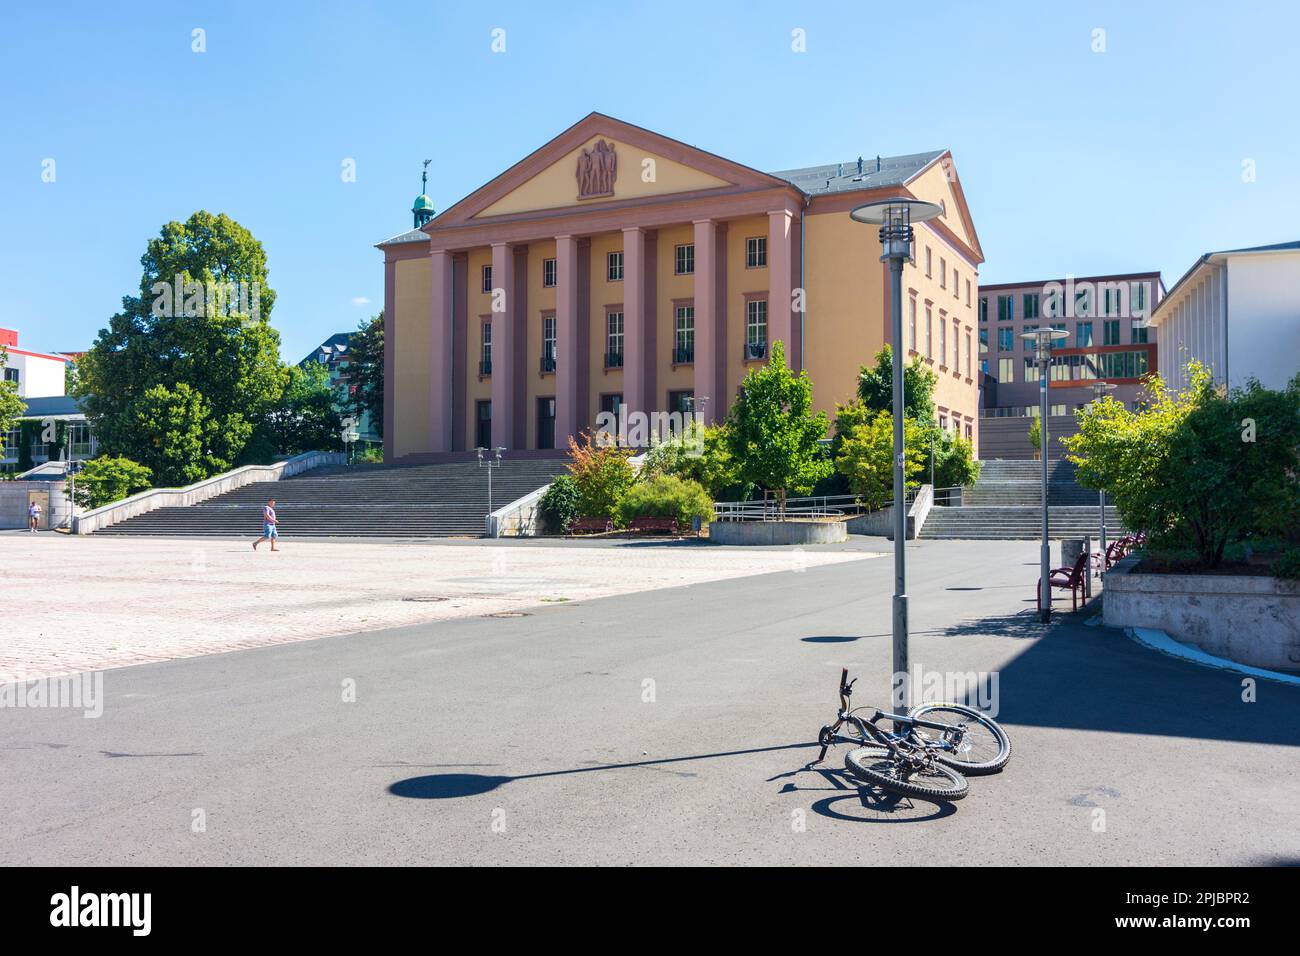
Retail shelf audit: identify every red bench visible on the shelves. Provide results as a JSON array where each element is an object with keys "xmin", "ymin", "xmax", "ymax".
[
  {"xmin": 1037, "ymin": 549, "xmax": 1091, "ymax": 613},
  {"xmin": 629, "ymin": 516, "xmax": 679, "ymax": 535},
  {"xmin": 569, "ymin": 517, "xmax": 613, "ymax": 534}
]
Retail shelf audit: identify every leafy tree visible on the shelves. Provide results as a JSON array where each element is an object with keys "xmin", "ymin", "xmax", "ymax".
[
  {"xmin": 539, "ymin": 473, "xmax": 581, "ymax": 533},
  {"xmin": 76, "ymin": 211, "xmax": 288, "ymax": 480},
  {"xmin": 132, "ymin": 383, "xmax": 221, "ymax": 486},
  {"xmin": 641, "ymin": 421, "xmax": 742, "ymax": 500},
  {"xmin": 857, "ymin": 345, "xmax": 938, "ymax": 423},
  {"xmin": 615, "ymin": 475, "xmax": 714, "ymax": 528},
  {"xmin": 67, "ymin": 456, "xmax": 152, "ymax": 509},
  {"xmin": 0, "ymin": 347, "xmax": 26, "ymax": 458},
  {"xmin": 725, "ymin": 340, "xmax": 831, "ymax": 510},
  {"xmin": 565, "ymin": 432, "xmax": 636, "ymax": 520},
  {"xmin": 254, "ymin": 362, "xmax": 343, "ymax": 458},
  {"xmin": 1027, "ymin": 415, "xmax": 1041, "ymax": 454},
  {"xmin": 349, "ymin": 313, "xmax": 384, "ymax": 440},
  {"xmin": 835, "ymin": 411, "xmax": 927, "ymax": 508},
  {"xmin": 1064, "ymin": 363, "xmax": 1300, "ymax": 568},
  {"xmin": 931, "ymin": 429, "xmax": 982, "ymax": 489}
]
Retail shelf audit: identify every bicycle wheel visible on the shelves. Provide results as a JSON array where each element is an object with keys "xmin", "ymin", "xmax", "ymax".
[
  {"xmin": 909, "ymin": 704, "xmax": 1011, "ymax": 776},
  {"xmin": 844, "ymin": 747, "xmax": 968, "ymax": 802}
]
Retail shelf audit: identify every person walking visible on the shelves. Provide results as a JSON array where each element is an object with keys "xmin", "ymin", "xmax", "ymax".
[
  {"xmin": 28, "ymin": 500, "xmax": 41, "ymax": 532},
  {"xmin": 253, "ymin": 498, "xmax": 279, "ymax": 551}
]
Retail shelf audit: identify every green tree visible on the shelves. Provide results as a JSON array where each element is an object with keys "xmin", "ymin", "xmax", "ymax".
[
  {"xmin": 132, "ymin": 383, "xmax": 221, "ymax": 486},
  {"xmin": 725, "ymin": 340, "xmax": 831, "ymax": 510},
  {"xmin": 856, "ymin": 345, "xmax": 938, "ymax": 423},
  {"xmin": 67, "ymin": 456, "xmax": 152, "ymax": 509},
  {"xmin": 0, "ymin": 347, "xmax": 26, "ymax": 458},
  {"xmin": 76, "ymin": 211, "xmax": 288, "ymax": 480},
  {"xmin": 641, "ymin": 421, "xmax": 742, "ymax": 500},
  {"xmin": 255, "ymin": 362, "xmax": 343, "ymax": 458},
  {"xmin": 349, "ymin": 313, "xmax": 384, "ymax": 440},
  {"xmin": 538, "ymin": 473, "xmax": 581, "ymax": 533},
  {"xmin": 1027, "ymin": 415, "xmax": 1041, "ymax": 454},
  {"xmin": 835, "ymin": 411, "xmax": 927, "ymax": 508},
  {"xmin": 565, "ymin": 432, "xmax": 636, "ymax": 520},
  {"xmin": 1064, "ymin": 363, "xmax": 1300, "ymax": 568},
  {"xmin": 931, "ymin": 429, "xmax": 982, "ymax": 489}
]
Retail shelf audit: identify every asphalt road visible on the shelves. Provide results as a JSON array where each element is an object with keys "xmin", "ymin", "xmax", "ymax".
[{"xmin": 2, "ymin": 536, "xmax": 1297, "ymax": 866}]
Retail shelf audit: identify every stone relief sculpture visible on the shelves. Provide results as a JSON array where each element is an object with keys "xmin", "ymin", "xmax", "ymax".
[{"xmin": 577, "ymin": 139, "xmax": 617, "ymax": 199}]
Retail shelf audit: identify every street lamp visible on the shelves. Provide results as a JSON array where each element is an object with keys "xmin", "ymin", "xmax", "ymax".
[
  {"xmin": 850, "ymin": 197, "xmax": 945, "ymax": 713},
  {"xmin": 1089, "ymin": 380, "xmax": 1118, "ymax": 556},
  {"xmin": 1021, "ymin": 327, "xmax": 1070, "ymax": 623},
  {"xmin": 476, "ymin": 446, "xmax": 505, "ymax": 516}
]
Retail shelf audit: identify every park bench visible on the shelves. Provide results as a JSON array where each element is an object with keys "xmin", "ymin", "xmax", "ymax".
[
  {"xmin": 629, "ymin": 516, "xmax": 678, "ymax": 535},
  {"xmin": 569, "ymin": 517, "xmax": 613, "ymax": 534},
  {"xmin": 1037, "ymin": 549, "xmax": 1091, "ymax": 613}
]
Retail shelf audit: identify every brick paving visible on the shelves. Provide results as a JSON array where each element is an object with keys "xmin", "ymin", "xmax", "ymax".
[{"xmin": 0, "ymin": 533, "xmax": 876, "ymax": 683}]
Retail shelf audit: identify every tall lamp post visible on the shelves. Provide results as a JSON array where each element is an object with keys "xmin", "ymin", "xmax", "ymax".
[
  {"xmin": 850, "ymin": 197, "xmax": 945, "ymax": 712},
  {"xmin": 1022, "ymin": 327, "xmax": 1069, "ymax": 623},
  {"xmin": 476, "ymin": 446, "xmax": 505, "ymax": 516},
  {"xmin": 1089, "ymin": 380, "xmax": 1117, "ymax": 556}
]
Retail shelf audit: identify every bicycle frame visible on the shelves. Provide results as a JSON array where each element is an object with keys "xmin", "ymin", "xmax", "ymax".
[{"xmin": 815, "ymin": 668, "xmax": 968, "ymax": 766}]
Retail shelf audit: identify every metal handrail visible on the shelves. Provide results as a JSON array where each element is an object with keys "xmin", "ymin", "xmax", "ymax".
[{"xmin": 712, "ymin": 489, "xmax": 920, "ymax": 522}]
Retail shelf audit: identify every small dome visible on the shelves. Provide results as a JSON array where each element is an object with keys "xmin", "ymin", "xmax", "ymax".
[{"xmin": 412, "ymin": 194, "xmax": 435, "ymax": 213}]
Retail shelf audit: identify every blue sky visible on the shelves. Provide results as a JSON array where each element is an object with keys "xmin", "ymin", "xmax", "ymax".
[{"xmin": 3, "ymin": 1, "xmax": 1297, "ymax": 363}]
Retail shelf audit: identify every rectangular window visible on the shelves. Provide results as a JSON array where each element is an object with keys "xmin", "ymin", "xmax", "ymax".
[
  {"xmin": 475, "ymin": 400, "xmax": 492, "ymax": 449},
  {"xmin": 600, "ymin": 393, "xmax": 623, "ymax": 416},
  {"xmin": 1131, "ymin": 324, "xmax": 1148, "ymax": 344},
  {"xmin": 939, "ymin": 316, "xmax": 948, "ymax": 366},
  {"xmin": 668, "ymin": 390, "xmax": 694, "ymax": 415},
  {"xmin": 925, "ymin": 305, "xmax": 933, "ymax": 358},
  {"xmin": 979, "ymin": 297, "xmax": 988, "ymax": 323},
  {"xmin": 966, "ymin": 278, "xmax": 972, "ymax": 306},
  {"xmin": 674, "ymin": 305, "xmax": 695, "ymax": 363},
  {"xmin": 1047, "ymin": 290, "xmax": 1068, "ymax": 319},
  {"xmin": 542, "ymin": 258, "xmax": 556, "ymax": 288},
  {"xmin": 940, "ymin": 258, "xmax": 947, "ymax": 289},
  {"xmin": 997, "ymin": 294, "xmax": 1013, "ymax": 322},
  {"xmin": 480, "ymin": 321, "xmax": 492, "ymax": 375},
  {"xmin": 2, "ymin": 368, "xmax": 18, "ymax": 384},
  {"xmin": 745, "ymin": 299, "xmax": 768, "ymax": 357},
  {"xmin": 674, "ymin": 243, "xmax": 695, "ymax": 275},
  {"xmin": 481, "ymin": 265, "xmax": 493, "ymax": 294},
  {"xmin": 924, "ymin": 247, "xmax": 932, "ymax": 278},
  {"xmin": 979, "ymin": 327, "xmax": 988, "ymax": 353},
  {"xmin": 1075, "ymin": 321, "xmax": 1093, "ymax": 347},
  {"xmin": 1023, "ymin": 357, "xmax": 1037, "ymax": 383},
  {"xmin": 745, "ymin": 237, "xmax": 767, "ymax": 268},
  {"xmin": 908, "ymin": 298, "xmax": 917, "ymax": 351},
  {"xmin": 953, "ymin": 267, "xmax": 960, "ymax": 298},
  {"xmin": 607, "ymin": 251, "xmax": 624, "ymax": 282},
  {"xmin": 1023, "ymin": 293, "xmax": 1040, "ymax": 320},
  {"xmin": 998, "ymin": 357, "xmax": 1014, "ymax": 382},
  {"xmin": 997, "ymin": 326, "xmax": 1014, "ymax": 352},
  {"xmin": 606, "ymin": 311, "xmax": 624, "ymax": 367},
  {"xmin": 1075, "ymin": 288, "xmax": 1091, "ymax": 317},
  {"xmin": 541, "ymin": 315, "xmax": 556, "ymax": 372},
  {"xmin": 1132, "ymin": 282, "xmax": 1147, "ymax": 313},
  {"xmin": 964, "ymin": 329, "xmax": 971, "ymax": 376},
  {"xmin": 1104, "ymin": 319, "xmax": 1121, "ymax": 346}
]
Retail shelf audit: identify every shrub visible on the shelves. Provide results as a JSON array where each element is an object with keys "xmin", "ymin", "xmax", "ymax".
[
  {"xmin": 538, "ymin": 473, "xmax": 580, "ymax": 533},
  {"xmin": 1274, "ymin": 549, "xmax": 1300, "ymax": 581},
  {"xmin": 68, "ymin": 456, "xmax": 153, "ymax": 509},
  {"xmin": 565, "ymin": 432, "xmax": 635, "ymax": 519},
  {"xmin": 615, "ymin": 475, "xmax": 713, "ymax": 529},
  {"xmin": 642, "ymin": 421, "xmax": 741, "ymax": 500}
]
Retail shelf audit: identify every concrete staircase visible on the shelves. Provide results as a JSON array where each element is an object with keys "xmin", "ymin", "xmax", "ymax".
[
  {"xmin": 919, "ymin": 458, "xmax": 1123, "ymax": 540},
  {"xmin": 95, "ymin": 459, "xmax": 567, "ymax": 538}
]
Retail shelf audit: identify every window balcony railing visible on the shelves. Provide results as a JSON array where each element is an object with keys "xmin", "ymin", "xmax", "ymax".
[
  {"xmin": 605, "ymin": 351, "xmax": 624, "ymax": 369},
  {"xmin": 479, "ymin": 359, "xmax": 492, "ymax": 376},
  {"xmin": 539, "ymin": 355, "xmax": 556, "ymax": 374},
  {"xmin": 744, "ymin": 341, "xmax": 767, "ymax": 361},
  {"xmin": 672, "ymin": 346, "xmax": 694, "ymax": 364}
]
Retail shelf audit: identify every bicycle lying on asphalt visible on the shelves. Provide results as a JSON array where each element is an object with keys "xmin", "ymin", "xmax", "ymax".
[{"xmin": 813, "ymin": 668, "xmax": 1011, "ymax": 801}]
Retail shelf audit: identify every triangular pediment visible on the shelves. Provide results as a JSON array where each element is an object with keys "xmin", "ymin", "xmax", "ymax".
[
  {"xmin": 904, "ymin": 151, "xmax": 984, "ymax": 263},
  {"xmin": 430, "ymin": 113, "xmax": 790, "ymax": 226}
]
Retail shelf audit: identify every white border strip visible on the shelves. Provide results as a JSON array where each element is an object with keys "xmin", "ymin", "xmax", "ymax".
[{"xmin": 1128, "ymin": 627, "xmax": 1300, "ymax": 687}]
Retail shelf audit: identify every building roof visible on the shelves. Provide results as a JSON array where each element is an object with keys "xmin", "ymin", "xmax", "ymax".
[
  {"xmin": 18, "ymin": 394, "xmax": 83, "ymax": 419},
  {"xmin": 376, "ymin": 227, "xmax": 430, "ymax": 248},
  {"xmin": 768, "ymin": 151, "xmax": 948, "ymax": 195},
  {"xmin": 298, "ymin": 332, "xmax": 354, "ymax": 367},
  {"xmin": 1152, "ymin": 239, "xmax": 1300, "ymax": 322},
  {"xmin": 980, "ymin": 271, "xmax": 1165, "ymax": 293}
]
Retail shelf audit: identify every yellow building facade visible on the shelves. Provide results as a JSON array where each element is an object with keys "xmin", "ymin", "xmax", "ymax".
[{"xmin": 378, "ymin": 113, "xmax": 984, "ymax": 461}]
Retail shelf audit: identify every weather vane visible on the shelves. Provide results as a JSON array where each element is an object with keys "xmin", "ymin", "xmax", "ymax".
[{"xmin": 421, "ymin": 158, "xmax": 431, "ymax": 192}]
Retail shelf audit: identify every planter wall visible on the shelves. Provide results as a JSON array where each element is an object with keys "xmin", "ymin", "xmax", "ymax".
[
  {"xmin": 1103, "ymin": 557, "xmax": 1300, "ymax": 672},
  {"xmin": 709, "ymin": 519, "xmax": 847, "ymax": 546}
]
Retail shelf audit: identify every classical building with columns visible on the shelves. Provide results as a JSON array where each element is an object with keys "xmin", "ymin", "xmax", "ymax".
[{"xmin": 377, "ymin": 113, "xmax": 984, "ymax": 461}]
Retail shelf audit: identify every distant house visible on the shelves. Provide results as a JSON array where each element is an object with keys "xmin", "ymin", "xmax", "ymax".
[
  {"xmin": 1, "ymin": 329, "xmax": 96, "ymax": 475},
  {"xmin": 1148, "ymin": 240, "xmax": 1300, "ymax": 392},
  {"xmin": 299, "ymin": 333, "xmax": 379, "ymax": 442},
  {"xmin": 0, "ymin": 327, "xmax": 68, "ymax": 398}
]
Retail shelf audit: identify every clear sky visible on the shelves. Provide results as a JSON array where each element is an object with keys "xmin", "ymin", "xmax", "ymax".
[{"xmin": 3, "ymin": 0, "xmax": 1297, "ymax": 363}]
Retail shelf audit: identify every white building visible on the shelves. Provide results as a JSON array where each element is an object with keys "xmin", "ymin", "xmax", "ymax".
[
  {"xmin": 1148, "ymin": 240, "xmax": 1300, "ymax": 392},
  {"xmin": 0, "ymin": 327, "xmax": 68, "ymax": 398}
]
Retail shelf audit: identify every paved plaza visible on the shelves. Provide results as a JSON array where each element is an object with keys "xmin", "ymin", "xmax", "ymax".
[{"xmin": 2, "ymin": 534, "xmax": 1296, "ymax": 866}]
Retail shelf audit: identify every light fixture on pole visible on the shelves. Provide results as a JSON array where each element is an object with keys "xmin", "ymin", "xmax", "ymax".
[
  {"xmin": 850, "ymin": 197, "xmax": 944, "ymax": 713},
  {"xmin": 476, "ymin": 446, "xmax": 506, "ymax": 518},
  {"xmin": 1021, "ymin": 326, "xmax": 1069, "ymax": 623},
  {"xmin": 1089, "ymin": 380, "xmax": 1118, "ymax": 557}
]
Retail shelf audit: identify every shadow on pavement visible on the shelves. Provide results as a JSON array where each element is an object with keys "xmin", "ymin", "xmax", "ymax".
[{"xmin": 770, "ymin": 764, "xmax": 959, "ymax": 822}]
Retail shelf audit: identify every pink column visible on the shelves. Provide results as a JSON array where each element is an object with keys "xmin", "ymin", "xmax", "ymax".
[
  {"xmin": 489, "ymin": 242, "xmax": 515, "ymax": 449},
  {"xmin": 622, "ymin": 226, "xmax": 647, "ymax": 422},
  {"xmin": 768, "ymin": 209, "xmax": 795, "ymax": 368},
  {"xmin": 429, "ymin": 249, "xmax": 454, "ymax": 453},
  {"xmin": 554, "ymin": 234, "xmax": 580, "ymax": 444},
  {"xmin": 692, "ymin": 219, "xmax": 719, "ymax": 424}
]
